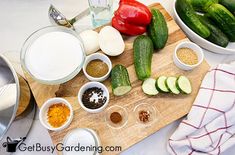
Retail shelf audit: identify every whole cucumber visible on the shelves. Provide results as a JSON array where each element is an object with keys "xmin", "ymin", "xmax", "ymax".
[
  {"xmin": 207, "ymin": 4, "xmax": 235, "ymax": 42},
  {"xmin": 147, "ymin": 9, "xmax": 168, "ymax": 50},
  {"xmin": 133, "ymin": 35, "xmax": 153, "ymax": 81},
  {"xmin": 197, "ymin": 15, "xmax": 229, "ymax": 47},
  {"xmin": 190, "ymin": 0, "xmax": 218, "ymax": 12},
  {"xmin": 176, "ymin": 0, "xmax": 211, "ymax": 38},
  {"xmin": 219, "ymin": 0, "xmax": 235, "ymax": 15}
]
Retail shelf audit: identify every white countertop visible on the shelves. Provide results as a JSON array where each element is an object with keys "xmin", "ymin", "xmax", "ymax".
[{"xmin": 0, "ymin": 0, "xmax": 234, "ymax": 155}]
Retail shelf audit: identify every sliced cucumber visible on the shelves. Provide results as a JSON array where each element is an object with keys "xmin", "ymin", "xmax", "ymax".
[
  {"xmin": 111, "ymin": 65, "xmax": 132, "ymax": 96},
  {"xmin": 166, "ymin": 77, "xmax": 180, "ymax": 95},
  {"xmin": 176, "ymin": 76, "xmax": 192, "ymax": 94},
  {"xmin": 142, "ymin": 78, "xmax": 159, "ymax": 95},
  {"xmin": 156, "ymin": 76, "xmax": 170, "ymax": 93}
]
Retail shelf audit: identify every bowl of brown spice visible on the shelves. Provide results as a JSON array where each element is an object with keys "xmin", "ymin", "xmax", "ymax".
[
  {"xmin": 83, "ymin": 52, "xmax": 112, "ymax": 82},
  {"xmin": 78, "ymin": 81, "xmax": 109, "ymax": 113},
  {"xmin": 105, "ymin": 105, "xmax": 128, "ymax": 129},
  {"xmin": 39, "ymin": 98, "xmax": 73, "ymax": 131},
  {"xmin": 173, "ymin": 41, "xmax": 204, "ymax": 71}
]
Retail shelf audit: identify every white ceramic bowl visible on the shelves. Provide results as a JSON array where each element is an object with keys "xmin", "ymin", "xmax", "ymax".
[
  {"xmin": 39, "ymin": 97, "xmax": 73, "ymax": 131},
  {"xmin": 173, "ymin": 0, "xmax": 235, "ymax": 55},
  {"xmin": 63, "ymin": 128, "xmax": 101, "ymax": 155},
  {"xmin": 173, "ymin": 41, "xmax": 204, "ymax": 70},
  {"xmin": 78, "ymin": 81, "xmax": 109, "ymax": 113},
  {"xmin": 83, "ymin": 53, "xmax": 112, "ymax": 82}
]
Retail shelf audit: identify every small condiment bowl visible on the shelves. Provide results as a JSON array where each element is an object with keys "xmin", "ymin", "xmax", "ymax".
[
  {"xmin": 83, "ymin": 52, "xmax": 112, "ymax": 82},
  {"xmin": 78, "ymin": 81, "xmax": 109, "ymax": 113},
  {"xmin": 39, "ymin": 97, "xmax": 73, "ymax": 131},
  {"xmin": 134, "ymin": 103, "xmax": 157, "ymax": 126},
  {"xmin": 105, "ymin": 105, "xmax": 128, "ymax": 129},
  {"xmin": 173, "ymin": 41, "xmax": 204, "ymax": 70}
]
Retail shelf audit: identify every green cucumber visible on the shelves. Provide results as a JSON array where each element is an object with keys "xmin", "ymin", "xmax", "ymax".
[
  {"xmin": 207, "ymin": 4, "xmax": 235, "ymax": 42},
  {"xmin": 133, "ymin": 35, "xmax": 154, "ymax": 81},
  {"xmin": 166, "ymin": 77, "xmax": 180, "ymax": 95},
  {"xmin": 142, "ymin": 78, "xmax": 159, "ymax": 95},
  {"xmin": 111, "ymin": 65, "xmax": 132, "ymax": 96},
  {"xmin": 176, "ymin": 0, "xmax": 211, "ymax": 38},
  {"xmin": 147, "ymin": 9, "xmax": 168, "ymax": 50},
  {"xmin": 176, "ymin": 76, "xmax": 192, "ymax": 94},
  {"xmin": 190, "ymin": 0, "xmax": 218, "ymax": 12},
  {"xmin": 197, "ymin": 15, "xmax": 229, "ymax": 47},
  {"xmin": 219, "ymin": 0, "xmax": 235, "ymax": 15},
  {"xmin": 156, "ymin": 76, "xmax": 170, "ymax": 93}
]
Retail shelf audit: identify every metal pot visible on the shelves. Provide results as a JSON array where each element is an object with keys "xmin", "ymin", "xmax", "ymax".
[{"xmin": 0, "ymin": 54, "xmax": 36, "ymax": 154}]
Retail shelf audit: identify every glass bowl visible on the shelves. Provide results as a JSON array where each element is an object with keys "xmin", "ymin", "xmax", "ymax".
[
  {"xmin": 105, "ymin": 105, "xmax": 128, "ymax": 129},
  {"xmin": 20, "ymin": 26, "xmax": 86, "ymax": 85},
  {"xmin": 134, "ymin": 103, "xmax": 157, "ymax": 126}
]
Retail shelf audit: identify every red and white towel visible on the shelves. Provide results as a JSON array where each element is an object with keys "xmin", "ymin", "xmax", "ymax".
[{"xmin": 168, "ymin": 64, "xmax": 235, "ymax": 155}]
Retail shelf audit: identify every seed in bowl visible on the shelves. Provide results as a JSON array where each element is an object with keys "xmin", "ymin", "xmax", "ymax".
[
  {"xmin": 86, "ymin": 59, "xmax": 109, "ymax": 78},
  {"xmin": 47, "ymin": 103, "xmax": 70, "ymax": 128},
  {"xmin": 177, "ymin": 48, "xmax": 198, "ymax": 65},
  {"xmin": 82, "ymin": 87, "xmax": 107, "ymax": 109}
]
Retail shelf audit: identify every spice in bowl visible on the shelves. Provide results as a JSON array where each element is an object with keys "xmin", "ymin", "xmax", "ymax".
[
  {"xmin": 139, "ymin": 110, "xmax": 150, "ymax": 123},
  {"xmin": 105, "ymin": 105, "xmax": 128, "ymax": 129},
  {"xmin": 82, "ymin": 87, "xmax": 107, "ymax": 109},
  {"xmin": 110, "ymin": 112, "xmax": 123, "ymax": 124},
  {"xmin": 47, "ymin": 103, "xmax": 70, "ymax": 128},
  {"xmin": 86, "ymin": 59, "xmax": 109, "ymax": 78},
  {"xmin": 134, "ymin": 103, "xmax": 157, "ymax": 125},
  {"xmin": 177, "ymin": 48, "xmax": 198, "ymax": 65}
]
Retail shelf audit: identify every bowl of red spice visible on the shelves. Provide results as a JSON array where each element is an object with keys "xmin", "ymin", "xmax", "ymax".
[
  {"xmin": 78, "ymin": 81, "xmax": 109, "ymax": 113},
  {"xmin": 134, "ymin": 103, "xmax": 158, "ymax": 126},
  {"xmin": 39, "ymin": 97, "xmax": 73, "ymax": 131},
  {"xmin": 83, "ymin": 52, "xmax": 112, "ymax": 82}
]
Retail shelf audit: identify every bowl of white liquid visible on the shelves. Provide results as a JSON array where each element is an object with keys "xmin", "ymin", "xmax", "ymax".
[{"xmin": 21, "ymin": 26, "xmax": 86, "ymax": 85}]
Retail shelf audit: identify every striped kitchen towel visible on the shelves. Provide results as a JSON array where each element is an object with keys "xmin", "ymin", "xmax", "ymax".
[{"xmin": 167, "ymin": 64, "xmax": 235, "ymax": 155}]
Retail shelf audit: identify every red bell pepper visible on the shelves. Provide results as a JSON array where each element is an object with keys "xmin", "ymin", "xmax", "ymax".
[
  {"xmin": 115, "ymin": 0, "xmax": 152, "ymax": 26},
  {"xmin": 112, "ymin": 16, "xmax": 146, "ymax": 36},
  {"xmin": 111, "ymin": 0, "xmax": 152, "ymax": 36}
]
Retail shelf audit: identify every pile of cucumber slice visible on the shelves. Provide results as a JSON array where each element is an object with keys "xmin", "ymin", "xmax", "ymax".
[{"xmin": 142, "ymin": 76, "xmax": 192, "ymax": 95}]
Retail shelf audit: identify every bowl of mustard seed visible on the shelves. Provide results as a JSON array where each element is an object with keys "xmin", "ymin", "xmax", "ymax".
[{"xmin": 173, "ymin": 41, "xmax": 204, "ymax": 71}]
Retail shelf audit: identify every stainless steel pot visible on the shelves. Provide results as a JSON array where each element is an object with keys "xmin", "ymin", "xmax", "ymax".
[{"xmin": 0, "ymin": 54, "xmax": 36, "ymax": 154}]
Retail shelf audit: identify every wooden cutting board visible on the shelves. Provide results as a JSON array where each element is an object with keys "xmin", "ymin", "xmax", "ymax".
[{"xmin": 25, "ymin": 3, "xmax": 210, "ymax": 154}]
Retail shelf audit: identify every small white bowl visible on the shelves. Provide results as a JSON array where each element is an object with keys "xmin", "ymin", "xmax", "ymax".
[
  {"xmin": 39, "ymin": 97, "xmax": 73, "ymax": 131},
  {"xmin": 78, "ymin": 81, "xmax": 109, "ymax": 113},
  {"xmin": 173, "ymin": 41, "xmax": 204, "ymax": 70},
  {"xmin": 83, "ymin": 53, "xmax": 112, "ymax": 82}
]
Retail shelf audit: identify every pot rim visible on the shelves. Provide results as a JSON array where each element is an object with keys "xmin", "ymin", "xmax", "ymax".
[{"xmin": 0, "ymin": 54, "xmax": 20, "ymax": 141}]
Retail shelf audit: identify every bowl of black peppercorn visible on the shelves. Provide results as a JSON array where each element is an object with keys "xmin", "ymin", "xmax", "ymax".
[{"xmin": 78, "ymin": 81, "xmax": 109, "ymax": 113}]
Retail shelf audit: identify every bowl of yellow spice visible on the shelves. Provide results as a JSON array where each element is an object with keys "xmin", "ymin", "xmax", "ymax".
[
  {"xmin": 39, "ymin": 98, "xmax": 73, "ymax": 131},
  {"xmin": 173, "ymin": 41, "xmax": 204, "ymax": 71},
  {"xmin": 83, "ymin": 52, "xmax": 112, "ymax": 82}
]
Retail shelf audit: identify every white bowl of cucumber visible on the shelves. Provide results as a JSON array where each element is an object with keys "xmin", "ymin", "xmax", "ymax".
[{"xmin": 173, "ymin": 0, "xmax": 235, "ymax": 55}]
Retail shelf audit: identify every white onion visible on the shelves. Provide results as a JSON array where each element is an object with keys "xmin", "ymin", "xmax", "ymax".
[
  {"xmin": 79, "ymin": 30, "xmax": 100, "ymax": 55},
  {"xmin": 98, "ymin": 26, "xmax": 125, "ymax": 56}
]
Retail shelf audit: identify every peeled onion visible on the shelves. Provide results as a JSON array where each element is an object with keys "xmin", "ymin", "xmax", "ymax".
[
  {"xmin": 79, "ymin": 30, "xmax": 100, "ymax": 55},
  {"xmin": 98, "ymin": 26, "xmax": 125, "ymax": 56}
]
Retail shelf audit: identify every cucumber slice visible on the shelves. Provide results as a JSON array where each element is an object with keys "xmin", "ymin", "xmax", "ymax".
[
  {"xmin": 142, "ymin": 78, "xmax": 159, "ymax": 95},
  {"xmin": 111, "ymin": 65, "xmax": 132, "ymax": 96},
  {"xmin": 166, "ymin": 77, "xmax": 180, "ymax": 95},
  {"xmin": 156, "ymin": 76, "xmax": 170, "ymax": 93},
  {"xmin": 176, "ymin": 76, "xmax": 192, "ymax": 94}
]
